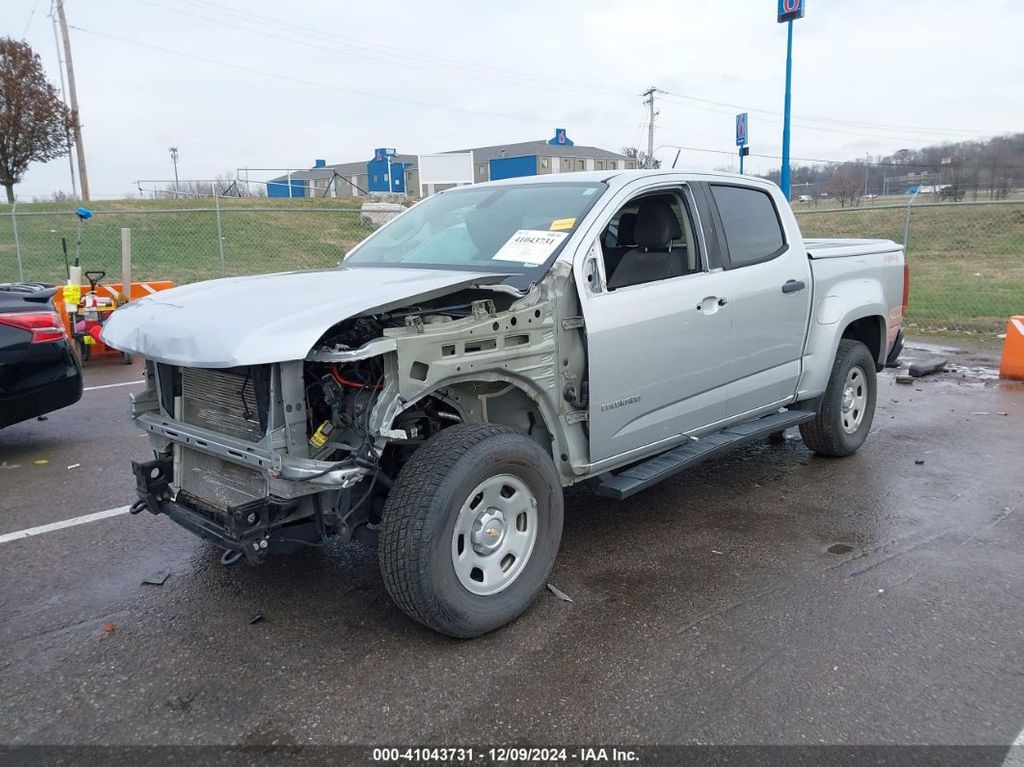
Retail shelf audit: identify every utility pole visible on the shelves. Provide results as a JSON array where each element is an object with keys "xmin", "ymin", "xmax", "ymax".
[
  {"xmin": 48, "ymin": 4, "xmax": 77, "ymax": 199},
  {"xmin": 55, "ymin": 0, "xmax": 89, "ymax": 202},
  {"xmin": 642, "ymin": 86, "xmax": 660, "ymax": 168},
  {"xmin": 169, "ymin": 147, "xmax": 180, "ymax": 194}
]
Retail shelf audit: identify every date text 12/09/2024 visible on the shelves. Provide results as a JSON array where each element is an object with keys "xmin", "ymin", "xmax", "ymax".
[{"xmin": 371, "ymin": 747, "xmax": 640, "ymax": 762}]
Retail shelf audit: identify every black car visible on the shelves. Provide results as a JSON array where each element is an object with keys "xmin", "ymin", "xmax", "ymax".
[{"xmin": 0, "ymin": 282, "xmax": 83, "ymax": 428}]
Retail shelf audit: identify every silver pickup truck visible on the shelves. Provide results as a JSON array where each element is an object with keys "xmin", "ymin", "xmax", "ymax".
[{"xmin": 103, "ymin": 170, "xmax": 907, "ymax": 637}]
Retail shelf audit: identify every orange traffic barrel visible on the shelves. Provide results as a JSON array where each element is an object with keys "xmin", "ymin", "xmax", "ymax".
[{"xmin": 999, "ymin": 316, "xmax": 1024, "ymax": 381}]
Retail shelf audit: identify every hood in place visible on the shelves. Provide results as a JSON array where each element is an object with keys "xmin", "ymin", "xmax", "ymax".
[{"xmin": 101, "ymin": 266, "xmax": 503, "ymax": 367}]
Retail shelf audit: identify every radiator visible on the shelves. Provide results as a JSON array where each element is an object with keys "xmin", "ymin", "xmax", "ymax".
[
  {"xmin": 178, "ymin": 448, "xmax": 266, "ymax": 511},
  {"xmin": 177, "ymin": 367, "xmax": 267, "ymax": 510},
  {"xmin": 180, "ymin": 367, "xmax": 264, "ymax": 441}
]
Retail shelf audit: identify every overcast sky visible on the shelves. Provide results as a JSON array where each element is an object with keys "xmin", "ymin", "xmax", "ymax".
[{"xmin": 4, "ymin": 0, "xmax": 1021, "ymax": 198}]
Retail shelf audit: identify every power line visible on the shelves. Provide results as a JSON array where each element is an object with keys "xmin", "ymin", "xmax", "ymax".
[
  {"xmin": 131, "ymin": 0, "xmax": 633, "ymax": 98},
  {"xmin": 658, "ymin": 94, "xmax": 997, "ymax": 144},
  {"xmin": 660, "ymin": 90, "xmax": 994, "ymax": 137},
  {"xmin": 69, "ymin": 24, "xmax": 641, "ymax": 130},
  {"xmin": 653, "ymin": 141, "xmax": 1024, "ymax": 170},
  {"xmin": 22, "ymin": 0, "xmax": 43, "ymax": 37}
]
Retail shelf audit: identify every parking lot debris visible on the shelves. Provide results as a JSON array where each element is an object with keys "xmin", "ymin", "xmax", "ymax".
[
  {"xmin": 908, "ymin": 357, "xmax": 948, "ymax": 377},
  {"xmin": 546, "ymin": 583, "xmax": 574, "ymax": 603},
  {"xmin": 102, "ymin": 623, "xmax": 116, "ymax": 633},
  {"xmin": 33, "ymin": 459, "xmax": 48, "ymax": 465},
  {"xmin": 142, "ymin": 570, "xmax": 170, "ymax": 586},
  {"xmin": 67, "ymin": 463, "xmax": 80, "ymax": 470},
  {"xmin": 896, "ymin": 375, "xmax": 915, "ymax": 384},
  {"xmin": 915, "ymin": 459, "xmax": 925, "ymax": 465},
  {"xmin": 248, "ymin": 611, "xmax": 265, "ymax": 625},
  {"xmin": 36, "ymin": 415, "xmax": 48, "ymax": 421}
]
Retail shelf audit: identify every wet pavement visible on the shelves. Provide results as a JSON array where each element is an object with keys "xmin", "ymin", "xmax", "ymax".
[{"xmin": 0, "ymin": 339, "xmax": 1022, "ymax": 747}]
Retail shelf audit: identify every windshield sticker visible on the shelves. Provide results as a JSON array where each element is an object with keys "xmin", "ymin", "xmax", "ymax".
[
  {"xmin": 492, "ymin": 230, "xmax": 568, "ymax": 265},
  {"xmin": 550, "ymin": 217, "xmax": 576, "ymax": 231}
]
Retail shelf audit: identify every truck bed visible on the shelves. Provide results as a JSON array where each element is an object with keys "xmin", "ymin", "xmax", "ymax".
[{"xmin": 805, "ymin": 238, "xmax": 903, "ymax": 259}]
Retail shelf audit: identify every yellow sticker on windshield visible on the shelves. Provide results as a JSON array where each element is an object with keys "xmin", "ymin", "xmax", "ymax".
[{"xmin": 550, "ymin": 217, "xmax": 576, "ymax": 231}]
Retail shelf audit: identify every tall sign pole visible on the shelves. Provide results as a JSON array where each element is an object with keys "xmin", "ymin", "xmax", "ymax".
[
  {"xmin": 778, "ymin": 0, "xmax": 805, "ymax": 200},
  {"xmin": 736, "ymin": 113, "xmax": 749, "ymax": 175}
]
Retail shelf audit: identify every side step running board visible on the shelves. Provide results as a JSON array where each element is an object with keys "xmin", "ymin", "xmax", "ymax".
[{"xmin": 595, "ymin": 409, "xmax": 817, "ymax": 500}]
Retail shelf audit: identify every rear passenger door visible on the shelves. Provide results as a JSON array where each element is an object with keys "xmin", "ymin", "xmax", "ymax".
[{"xmin": 704, "ymin": 183, "xmax": 812, "ymax": 418}]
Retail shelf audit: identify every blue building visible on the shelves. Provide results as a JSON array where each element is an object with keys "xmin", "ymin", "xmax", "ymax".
[{"xmin": 266, "ymin": 129, "xmax": 632, "ymax": 198}]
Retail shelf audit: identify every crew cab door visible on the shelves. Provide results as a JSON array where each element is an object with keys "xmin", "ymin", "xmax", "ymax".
[
  {"xmin": 577, "ymin": 180, "xmax": 733, "ymax": 464},
  {"xmin": 702, "ymin": 182, "xmax": 813, "ymax": 417}
]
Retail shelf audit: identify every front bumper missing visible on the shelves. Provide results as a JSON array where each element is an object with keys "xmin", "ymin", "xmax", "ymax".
[
  {"xmin": 134, "ymin": 411, "xmax": 368, "ymax": 488},
  {"xmin": 131, "ymin": 456, "xmax": 306, "ymax": 565}
]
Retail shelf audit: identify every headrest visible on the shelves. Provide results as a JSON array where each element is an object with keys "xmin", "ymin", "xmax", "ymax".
[{"xmin": 634, "ymin": 198, "xmax": 682, "ymax": 250}]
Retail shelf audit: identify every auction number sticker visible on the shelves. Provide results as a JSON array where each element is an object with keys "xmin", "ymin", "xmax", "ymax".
[{"xmin": 492, "ymin": 230, "xmax": 568, "ymax": 265}]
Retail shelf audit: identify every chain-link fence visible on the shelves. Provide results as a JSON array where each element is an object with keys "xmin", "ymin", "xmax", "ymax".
[
  {"xmin": 796, "ymin": 200, "xmax": 1024, "ymax": 335},
  {"xmin": 2, "ymin": 197, "xmax": 1021, "ymax": 336},
  {"xmin": 0, "ymin": 199, "xmax": 366, "ymax": 287}
]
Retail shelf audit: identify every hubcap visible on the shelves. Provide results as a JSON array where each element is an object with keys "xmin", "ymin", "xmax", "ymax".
[
  {"xmin": 451, "ymin": 474, "xmax": 538, "ymax": 596},
  {"xmin": 840, "ymin": 365, "xmax": 868, "ymax": 435}
]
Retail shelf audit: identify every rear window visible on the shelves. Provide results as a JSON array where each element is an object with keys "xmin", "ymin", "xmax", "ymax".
[{"xmin": 710, "ymin": 185, "xmax": 786, "ymax": 267}]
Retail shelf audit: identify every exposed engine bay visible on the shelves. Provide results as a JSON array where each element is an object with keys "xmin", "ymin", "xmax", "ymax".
[{"xmin": 129, "ymin": 272, "xmax": 589, "ymax": 565}]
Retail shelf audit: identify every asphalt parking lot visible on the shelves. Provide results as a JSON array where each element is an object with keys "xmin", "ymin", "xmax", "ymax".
[{"xmin": 1, "ymin": 339, "xmax": 1022, "ymax": 749}]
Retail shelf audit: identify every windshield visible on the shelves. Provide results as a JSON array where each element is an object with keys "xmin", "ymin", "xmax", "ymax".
[{"xmin": 342, "ymin": 182, "xmax": 605, "ymax": 290}]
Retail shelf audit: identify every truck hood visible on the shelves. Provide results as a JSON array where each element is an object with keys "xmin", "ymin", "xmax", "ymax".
[{"xmin": 101, "ymin": 266, "xmax": 505, "ymax": 367}]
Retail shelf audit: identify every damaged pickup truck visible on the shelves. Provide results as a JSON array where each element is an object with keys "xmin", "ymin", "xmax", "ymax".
[{"xmin": 102, "ymin": 170, "xmax": 907, "ymax": 637}]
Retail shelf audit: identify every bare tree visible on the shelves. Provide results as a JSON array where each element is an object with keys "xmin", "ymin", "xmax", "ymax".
[
  {"xmin": 621, "ymin": 146, "xmax": 661, "ymax": 170},
  {"xmin": 826, "ymin": 164, "xmax": 863, "ymax": 208},
  {"xmin": 0, "ymin": 39, "xmax": 71, "ymax": 203}
]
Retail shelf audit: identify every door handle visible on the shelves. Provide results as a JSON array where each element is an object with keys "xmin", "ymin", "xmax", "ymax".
[
  {"xmin": 696, "ymin": 296, "xmax": 727, "ymax": 312},
  {"xmin": 782, "ymin": 280, "xmax": 806, "ymax": 294}
]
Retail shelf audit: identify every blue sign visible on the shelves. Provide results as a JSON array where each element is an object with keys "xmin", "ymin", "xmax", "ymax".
[
  {"xmin": 778, "ymin": 0, "xmax": 805, "ymax": 23},
  {"xmin": 547, "ymin": 128, "xmax": 574, "ymax": 147},
  {"xmin": 735, "ymin": 113, "xmax": 749, "ymax": 146}
]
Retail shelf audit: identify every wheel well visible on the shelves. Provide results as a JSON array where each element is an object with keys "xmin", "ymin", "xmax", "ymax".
[
  {"xmin": 841, "ymin": 316, "xmax": 884, "ymax": 367},
  {"xmin": 395, "ymin": 382, "xmax": 556, "ymax": 461}
]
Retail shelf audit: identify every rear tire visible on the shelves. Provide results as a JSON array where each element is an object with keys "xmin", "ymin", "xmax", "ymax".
[
  {"xmin": 799, "ymin": 339, "xmax": 877, "ymax": 457},
  {"xmin": 379, "ymin": 424, "xmax": 563, "ymax": 638}
]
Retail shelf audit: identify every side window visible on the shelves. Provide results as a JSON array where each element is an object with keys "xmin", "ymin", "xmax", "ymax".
[
  {"xmin": 710, "ymin": 185, "xmax": 786, "ymax": 267},
  {"xmin": 599, "ymin": 190, "xmax": 701, "ymax": 291}
]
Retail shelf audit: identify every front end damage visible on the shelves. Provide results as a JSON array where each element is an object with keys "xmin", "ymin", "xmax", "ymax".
[{"xmin": 127, "ymin": 269, "xmax": 588, "ymax": 564}]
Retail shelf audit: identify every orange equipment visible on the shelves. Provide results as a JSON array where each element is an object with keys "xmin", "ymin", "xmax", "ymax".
[
  {"xmin": 55, "ymin": 279, "xmax": 175, "ymax": 363},
  {"xmin": 999, "ymin": 316, "xmax": 1024, "ymax": 381}
]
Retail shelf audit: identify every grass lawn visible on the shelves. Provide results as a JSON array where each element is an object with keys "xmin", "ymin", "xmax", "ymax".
[
  {"xmin": 796, "ymin": 202, "xmax": 1024, "ymax": 334},
  {"xmin": 2, "ymin": 197, "xmax": 1021, "ymax": 335},
  {"xmin": 0, "ymin": 197, "xmax": 367, "ymax": 286}
]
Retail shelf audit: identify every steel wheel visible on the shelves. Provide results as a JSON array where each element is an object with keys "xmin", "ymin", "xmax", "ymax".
[
  {"xmin": 450, "ymin": 473, "xmax": 538, "ymax": 596},
  {"xmin": 840, "ymin": 365, "xmax": 867, "ymax": 434}
]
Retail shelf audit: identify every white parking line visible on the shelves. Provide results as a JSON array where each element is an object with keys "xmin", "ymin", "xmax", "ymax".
[
  {"xmin": 83, "ymin": 380, "xmax": 144, "ymax": 392},
  {"xmin": 1005, "ymin": 726, "xmax": 1024, "ymax": 767},
  {"xmin": 0, "ymin": 505, "xmax": 132, "ymax": 544}
]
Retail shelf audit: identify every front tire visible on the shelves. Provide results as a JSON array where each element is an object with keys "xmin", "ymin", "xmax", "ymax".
[
  {"xmin": 379, "ymin": 424, "xmax": 564, "ymax": 638},
  {"xmin": 799, "ymin": 339, "xmax": 877, "ymax": 457}
]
